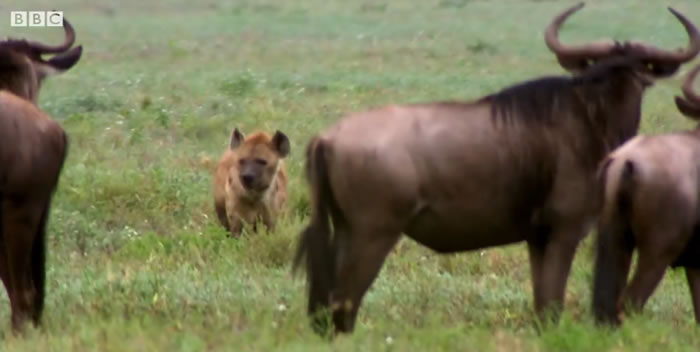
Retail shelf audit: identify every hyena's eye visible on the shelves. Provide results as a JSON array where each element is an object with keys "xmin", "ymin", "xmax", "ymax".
[{"xmin": 254, "ymin": 158, "xmax": 268, "ymax": 166}]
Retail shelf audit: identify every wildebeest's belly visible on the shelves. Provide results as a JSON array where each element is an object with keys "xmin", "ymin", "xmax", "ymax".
[{"xmin": 403, "ymin": 200, "xmax": 534, "ymax": 253}]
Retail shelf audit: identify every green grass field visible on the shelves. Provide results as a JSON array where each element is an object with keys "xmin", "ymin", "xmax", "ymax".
[{"xmin": 2, "ymin": 0, "xmax": 700, "ymax": 350}]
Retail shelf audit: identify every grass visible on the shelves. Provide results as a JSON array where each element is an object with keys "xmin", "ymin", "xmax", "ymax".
[{"xmin": 2, "ymin": 0, "xmax": 700, "ymax": 350}]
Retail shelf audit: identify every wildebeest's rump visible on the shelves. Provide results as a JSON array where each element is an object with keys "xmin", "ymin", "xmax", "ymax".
[
  {"xmin": 292, "ymin": 2, "xmax": 700, "ymax": 336},
  {"xmin": 0, "ymin": 19, "xmax": 82, "ymax": 332},
  {"xmin": 593, "ymin": 63, "xmax": 700, "ymax": 326}
]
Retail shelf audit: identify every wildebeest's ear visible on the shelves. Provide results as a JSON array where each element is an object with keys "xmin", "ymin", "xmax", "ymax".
[
  {"xmin": 675, "ymin": 96, "xmax": 700, "ymax": 120},
  {"xmin": 34, "ymin": 45, "xmax": 83, "ymax": 79},
  {"xmin": 272, "ymin": 131, "xmax": 290, "ymax": 157},
  {"xmin": 230, "ymin": 128, "xmax": 245, "ymax": 149}
]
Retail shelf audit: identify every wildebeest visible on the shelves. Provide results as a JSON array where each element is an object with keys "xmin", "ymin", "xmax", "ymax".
[
  {"xmin": 592, "ymin": 63, "xmax": 700, "ymax": 326},
  {"xmin": 292, "ymin": 2, "xmax": 700, "ymax": 335},
  {"xmin": 213, "ymin": 127, "xmax": 290, "ymax": 237},
  {"xmin": 0, "ymin": 20, "xmax": 82, "ymax": 331}
]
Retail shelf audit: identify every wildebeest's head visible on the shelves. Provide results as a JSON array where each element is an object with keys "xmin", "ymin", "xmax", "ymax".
[
  {"xmin": 0, "ymin": 18, "xmax": 82, "ymax": 103},
  {"xmin": 545, "ymin": 3, "xmax": 700, "ymax": 81},
  {"xmin": 674, "ymin": 64, "xmax": 700, "ymax": 120},
  {"xmin": 483, "ymin": 2, "xmax": 700, "ymax": 164}
]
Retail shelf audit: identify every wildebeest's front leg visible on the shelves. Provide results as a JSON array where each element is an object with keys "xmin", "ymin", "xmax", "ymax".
[
  {"xmin": 528, "ymin": 225, "xmax": 585, "ymax": 323},
  {"xmin": 685, "ymin": 267, "xmax": 700, "ymax": 324},
  {"xmin": 527, "ymin": 239, "xmax": 546, "ymax": 314}
]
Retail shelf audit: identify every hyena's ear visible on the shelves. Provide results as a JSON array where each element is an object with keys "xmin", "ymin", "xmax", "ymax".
[
  {"xmin": 272, "ymin": 131, "xmax": 290, "ymax": 157},
  {"xmin": 230, "ymin": 128, "xmax": 245, "ymax": 149}
]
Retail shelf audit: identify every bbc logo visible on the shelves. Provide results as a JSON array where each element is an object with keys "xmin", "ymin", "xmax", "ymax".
[{"xmin": 10, "ymin": 11, "xmax": 64, "ymax": 27}]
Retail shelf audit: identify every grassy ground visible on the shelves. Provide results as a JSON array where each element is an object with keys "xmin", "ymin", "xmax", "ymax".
[{"xmin": 2, "ymin": 0, "xmax": 700, "ymax": 350}]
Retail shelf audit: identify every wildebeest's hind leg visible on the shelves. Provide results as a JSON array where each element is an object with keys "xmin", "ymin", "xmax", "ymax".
[
  {"xmin": 685, "ymin": 267, "xmax": 700, "ymax": 323},
  {"xmin": 619, "ymin": 231, "xmax": 683, "ymax": 318},
  {"xmin": 529, "ymin": 226, "xmax": 585, "ymax": 323},
  {"xmin": 0, "ymin": 192, "xmax": 11, "ymax": 303},
  {"xmin": 592, "ymin": 209, "xmax": 634, "ymax": 325},
  {"xmin": 1, "ymin": 196, "xmax": 44, "ymax": 332},
  {"xmin": 30, "ymin": 199, "xmax": 51, "ymax": 326},
  {"xmin": 330, "ymin": 228, "xmax": 401, "ymax": 334}
]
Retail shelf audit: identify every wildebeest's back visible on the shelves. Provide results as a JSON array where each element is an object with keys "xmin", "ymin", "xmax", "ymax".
[
  {"xmin": 320, "ymin": 102, "xmax": 563, "ymax": 251},
  {"xmin": 0, "ymin": 91, "xmax": 67, "ymax": 193}
]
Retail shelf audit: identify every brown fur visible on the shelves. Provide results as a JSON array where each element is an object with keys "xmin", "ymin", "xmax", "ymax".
[
  {"xmin": 593, "ymin": 63, "xmax": 700, "ymax": 326},
  {"xmin": 213, "ymin": 128, "xmax": 290, "ymax": 237},
  {"xmin": 292, "ymin": 5, "xmax": 700, "ymax": 336},
  {"xmin": 0, "ymin": 20, "xmax": 82, "ymax": 333}
]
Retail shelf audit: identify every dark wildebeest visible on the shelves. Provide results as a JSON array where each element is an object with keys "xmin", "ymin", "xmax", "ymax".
[
  {"xmin": 0, "ymin": 20, "xmax": 82, "ymax": 332},
  {"xmin": 292, "ymin": 2, "xmax": 700, "ymax": 335},
  {"xmin": 592, "ymin": 63, "xmax": 700, "ymax": 326}
]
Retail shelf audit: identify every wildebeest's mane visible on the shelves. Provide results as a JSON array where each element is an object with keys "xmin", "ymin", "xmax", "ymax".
[
  {"xmin": 0, "ymin": 47, "xmax": 32, "ymax": 93},
  {"xmin": 480, "ymin": 57, "xmax": 642, "ymax": 125},
  {"xmin": 0, "ymin": 48, "xmax": 29, "ymax": 72}
]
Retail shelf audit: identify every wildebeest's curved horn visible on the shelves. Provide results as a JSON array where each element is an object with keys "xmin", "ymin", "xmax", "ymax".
[
  {"xmin": 674, "ymin": 64, "xmax": 700, "ymax": 119},
  {"xmin": 682, "ymin": 64, "xmax": 700, "ymax": 104},
  {"xmin": 545, "ymin": 3, "xmax": 700, "ymax": 70},
  {"xmin": 624, "ymin": 8, "xmax": 700, "ymax": 64},
  {"xmin": 544, "ymin": 3, "xmax": 618, "ymax": 70},
  {"xmin": 23, "ymin": 18, "xmax": 75, "ymax": 54}
]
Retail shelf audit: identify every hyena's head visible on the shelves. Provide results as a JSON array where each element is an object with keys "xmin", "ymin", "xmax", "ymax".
[{"xmin": 228, "ymin": 127, "xmax": 290, "ymax": 196}]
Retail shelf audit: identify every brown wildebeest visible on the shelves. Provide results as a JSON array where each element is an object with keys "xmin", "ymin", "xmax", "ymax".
[
  {"xmin": 292, "ymin": 2, "xmax": 700, "ymax": 336},
  {"xmin": 0, "ymin": 19, "xmax": 82, "ymax": 332},
  {"xmin": 592, "ymin": 63, "xmax": 700, "ymax": 326}
]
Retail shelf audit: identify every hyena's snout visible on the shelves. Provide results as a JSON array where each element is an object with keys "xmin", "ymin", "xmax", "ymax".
[{"xmin": 240, "ymin": 171, "xmax": 256, "ymax": 189}]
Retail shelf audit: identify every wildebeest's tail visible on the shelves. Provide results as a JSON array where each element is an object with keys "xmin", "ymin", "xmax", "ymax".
[
  {"xmin": 292, "ymin": 136, "xmax": 337, "ymax": 329},
  {"xmin": 592, "ymin": 157, "xmax": 636, "ymax": 325}
]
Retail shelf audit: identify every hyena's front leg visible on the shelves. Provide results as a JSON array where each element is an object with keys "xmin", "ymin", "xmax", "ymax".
[
  {"xmin": 225, "ymin": 196, "xmax": 243, "ymax": 238},
  {"xmin": 261, "ymin": 205, "xmax": 276, "ymax": 233},
  {"xmin": 228, "ymin": 215, "xmax": 244, "ymax": 238}
]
